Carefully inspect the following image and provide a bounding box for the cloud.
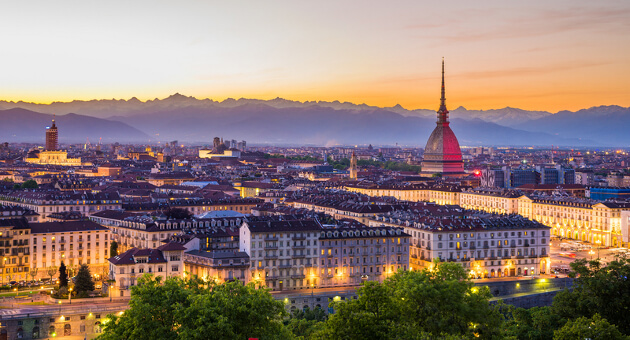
[409,6,630,44]
[457,61,610,79]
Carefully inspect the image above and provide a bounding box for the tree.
[47,266,57,283]
[29,268,38,283]
[99,275,290,340]
[285,307,327,339]
[74,264,95,294]
[110,240,119,257]
[551,257,630,334]
[21,179,38,189]
[502,305,565,340]
[553,314,627,340]
[164,207,192,220]
[59,262,68,288]
[320,261,502,339]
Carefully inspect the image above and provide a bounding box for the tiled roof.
[108,248,167,265]
[30,221,108,233]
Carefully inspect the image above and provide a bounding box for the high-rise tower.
[45,119,58,151]
[421,59,464,176]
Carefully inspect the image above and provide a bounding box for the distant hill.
[515,105,630,146]
[0,108,149,143]
[0,94,552,125]
[0,96,627,146]
[107,104,590,146]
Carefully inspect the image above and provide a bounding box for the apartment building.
[108,242,185,297]
[0,192,121,222]
[459,188,521,214]
[342,183,630,247]
[30,221,110,280]
[371,207,551,278]
[317,225,410,287]
[240,219,322,291]
[91,210,244,252]
[0,217,31,284]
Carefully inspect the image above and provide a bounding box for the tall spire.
[437,58,449,124]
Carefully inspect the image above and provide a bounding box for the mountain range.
[0,94,627,147]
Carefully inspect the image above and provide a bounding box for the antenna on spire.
[437,58,449,124]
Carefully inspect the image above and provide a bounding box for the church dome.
[424,125,462,158]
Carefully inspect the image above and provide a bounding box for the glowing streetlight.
[68,287,72,304]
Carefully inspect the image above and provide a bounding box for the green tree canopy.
[164,207,192,219]
[553,314,628,340]
[99,275,290,340]
[319,261,502,339]
[110,240,119,257]
[59,261,68,288]
[74,264,95,294]
[551,257,630,334]
[285,307,327,339]
[21,179,38,189]
[502,305,565,340]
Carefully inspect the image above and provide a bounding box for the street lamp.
[310,283,315,310]
[68,287,72,305]
[595,239,601,259]
[13,287,17,297]
[588,249,595,260]
[109,285,113,302]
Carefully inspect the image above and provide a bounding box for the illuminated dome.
[421,60,464,176]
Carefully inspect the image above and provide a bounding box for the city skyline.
[1,1,629,112]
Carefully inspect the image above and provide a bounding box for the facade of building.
[240,219,322,291]
[108,242,185,297]
[0,192,122,222]
[25,119,84,166]
[0,217,31,284]
[45,119,58,151]
[348,151,358,180]
[317,226,410,287]
[372,209,551,278]
[30,220,111,280]
[344,182,630,247]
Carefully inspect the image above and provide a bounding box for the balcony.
[265,245,279,250]
[293,254,306,258]
[292,235,307,241]
[264,255,278,260]
[279,263,293,268]
[292,244,306,249]
[291,274,305,279]
[265,236,279,241]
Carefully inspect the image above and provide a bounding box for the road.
[549,238,622,272]
[0,301,129,318]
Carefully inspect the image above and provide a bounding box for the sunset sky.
[1,0,629,112]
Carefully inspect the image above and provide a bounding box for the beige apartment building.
[30,221,111,280]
